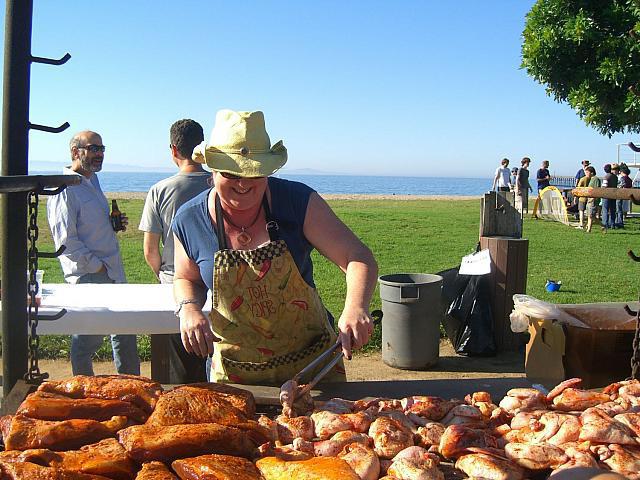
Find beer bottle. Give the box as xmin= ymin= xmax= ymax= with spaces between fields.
xmin=110 ymin=199 xmax=124 ymax=231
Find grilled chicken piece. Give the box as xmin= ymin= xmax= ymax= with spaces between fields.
xmin=118 ymin=421 xmax=267 ymax=462
xmin=322 ymin=398 xmax=355 ymax=414
xmin=593 ymin=444 xmax=640 ymax=479
xmin=504 ymin=442 xmax=568 ymax=470
xmin=338 ymin=443 xmax=380 ymax=480
xmin=498 ymin=388 xmax=548 ymax=414
xmin=552 ymin=388 xmax=611 ymax=412
xmin=2 ymin=438 xmax=136 ymax=480
xmin=614 ymin=412 xmax=640 ymax=436
xmin=388 ymin=446 xmax=444 ymax=480
xmin=510 ymin=410 xmax=546 ymax=430
xmin=415 ymin=423 xmax=445 ymax=448
xmin=438 ymin=424 xmax=499 ymax=459
xmin=529 ymin=412 xmax=581 ymax=445
xmin=551 ymin=443 xmax=599 ymax=474
xmin=17 ymin=391 xmax=147 ymax=423
xmin=256 ymin=456 xmax=360 ymax=480
xmin=179 ymin=383 xmax=255 ymax=415
xmin=258 ymin=443 xmax=314 ymax=461
xmin=293 ymin=430 xmax=371 ymax=457
xmin=311 ymin=410 xmax=373 ymax=440
xmin=368 ymin=416 xmax=414 ymax=459
xmin=401 ymin=396 xmax=457 ymax=421
xmin=279 ymin=380 xmax=314 ymax=418
xmin=440 ymin=404 xmax=484 ymax=427
xmin=1 ymin=414 xmax=127 ymax=451
xmin=39 ymin=375 xmax=161 ymax=414
xmin=274 ymin=414 xmax=315 ymax=443
xmin=146 ymin=385 xmax=251 ymax=427
xmin=0 ymin=461 xmax=111 ymax=480
xmin=172 ymin=454 xmax=264 ymax=480
xmin=455 ymin=450 xmax=525 ymax=480
xmin=135 ymin=462 xmax=177 ymax=480
xmin=579 ymin=407 xmax=639 ymax=445
xmin=546 ymin=378 xmax=584 ymax=400
xmin=603 ymin=379 xmax=640 ymax=398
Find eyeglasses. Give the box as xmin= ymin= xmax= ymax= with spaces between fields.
xmin=77 ymin=144 xmax=106 ymax=153
xmin=219 ymin=172 xmax=265 ymax=180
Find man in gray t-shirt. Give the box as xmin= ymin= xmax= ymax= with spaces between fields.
xmin=139 ymin=119 xmax=210 ymax=382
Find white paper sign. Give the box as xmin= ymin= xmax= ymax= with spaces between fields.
xmin=459 ymin=249 xmax=492 ymax=276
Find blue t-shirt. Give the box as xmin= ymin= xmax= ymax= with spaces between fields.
xmin=172 ymin=177 xmax=316 ymax=292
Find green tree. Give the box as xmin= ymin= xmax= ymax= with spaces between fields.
xmin=521 ymin=0 xmax=640 ymax=136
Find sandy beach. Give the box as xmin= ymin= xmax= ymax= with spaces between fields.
xmin=107 ymin=192 xmax=480 ymax=202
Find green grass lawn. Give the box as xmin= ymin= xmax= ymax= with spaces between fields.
xmin=7 ymin=197 xmax=640 ymax=360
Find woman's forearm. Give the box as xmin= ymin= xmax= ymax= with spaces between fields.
xmin=343 ymin=247 xmax=378 ymax=310
xmin=173 ymin=277 xmax=207 ymax=307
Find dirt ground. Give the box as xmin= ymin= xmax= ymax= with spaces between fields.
xmin=16 ymin=339 xmax=526 ymax=383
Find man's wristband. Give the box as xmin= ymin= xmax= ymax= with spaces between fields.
xmin=174 ymin=299 xmax=200 ymax=317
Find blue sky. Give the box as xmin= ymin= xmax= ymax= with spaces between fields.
xmin=1 ymin=1 xmax=636 ymax=177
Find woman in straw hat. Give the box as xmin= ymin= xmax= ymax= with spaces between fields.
xmin=171 ymin=109 xmax=378 ymax=385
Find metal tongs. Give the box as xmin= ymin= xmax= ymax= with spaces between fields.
xmin=280 ymin=341 xmax=344 ymax=416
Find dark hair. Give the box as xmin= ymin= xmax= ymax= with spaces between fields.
xmin=604 ymin=164 xmax=612 ymax=173
xmin=585 ymin=166 xmax=596 ymax=175
xmin=521 ymin=157 xmax=530 ymax=166
xmin=170 ymin=119 xmax=204 ymax=159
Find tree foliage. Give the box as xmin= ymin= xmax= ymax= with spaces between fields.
xmin=521 ymin=0 xmax=640 ymax=136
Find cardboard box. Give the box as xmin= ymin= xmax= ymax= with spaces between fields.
xmin=525 ymin=302 xmax=637 ymax=389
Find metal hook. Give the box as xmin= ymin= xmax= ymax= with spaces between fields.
xmin=630 ymin=194 xmax=640 ymax=205
xmin=30 ymin=53 xmax=71 ymax=66
xmin=625 ymin=305 xmax=637 ymax=317
xmin=629 ymin=142 xmax=640 ymax=153
xmin=29 ymin=122 xmax=70 ymax=134
xmin=36 ymin=309 xmax=67 ymax=321
xmin=38 ymin=245 xmax=66 ymax=259
xmin=39 ymin=185 xmax=69 ymax=196
xmin=629 ymin=250 xmax=640 ymax=262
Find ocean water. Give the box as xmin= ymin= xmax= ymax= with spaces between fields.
xmin=34 ymin=171 xmax=493 ymax=196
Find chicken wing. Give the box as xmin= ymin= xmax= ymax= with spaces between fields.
xmin=368 ymin=416 xmax=414 ymax=459
xmin=311 ymin=410 xmax=373 ymax=440
xmin=338 ymin=443 xmax=380 ymax=480
xmin=455 ymin=451 xmax=525 ymax=480
xmin=438 ymin=424 xmax=499 ymax=459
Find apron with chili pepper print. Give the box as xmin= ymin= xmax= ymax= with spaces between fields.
xmin=209 ymin=195 xmax=346 ymax=385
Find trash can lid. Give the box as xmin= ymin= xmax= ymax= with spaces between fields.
xmin=378 ymin=273 xmax=443 ymax=287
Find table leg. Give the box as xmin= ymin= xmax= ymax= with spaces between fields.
xmin=150 ymin=334 xmax=171 ymax=384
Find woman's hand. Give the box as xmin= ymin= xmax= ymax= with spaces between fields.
xmin=180 ymin=303 xmax=219 ymax=358
xmin=337 ymin=305 xmax=374 ymax=360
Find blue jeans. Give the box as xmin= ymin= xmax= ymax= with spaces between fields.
xmin=70 ymin=271 xmax=140 ymax=376
xmin=601 ymin=198 xmax=615 ymax=229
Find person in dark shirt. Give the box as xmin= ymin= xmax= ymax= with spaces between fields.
xmin=615 ymin=163 xmax=632 ymax=229
xmin=536 ymin=160 xmax=550 ymax=192
xmin=601 ymin=163 xmax=618 ymax=231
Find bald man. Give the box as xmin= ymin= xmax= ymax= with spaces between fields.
xmin=47 ymin=131 xmax=140 ymax=376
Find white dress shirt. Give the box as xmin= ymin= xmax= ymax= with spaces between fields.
xmin=47 ymin=167 xmax=126 ymax=284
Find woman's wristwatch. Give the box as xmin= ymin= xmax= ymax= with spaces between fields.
xmin=174 ymin=299 xmax=200 ymax=317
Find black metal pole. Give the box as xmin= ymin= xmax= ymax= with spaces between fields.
xmin=1 ymin=0 xmax=33 ymax=397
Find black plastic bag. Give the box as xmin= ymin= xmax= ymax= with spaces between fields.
xmin=438 ymin=267 xmax=496 ymax=356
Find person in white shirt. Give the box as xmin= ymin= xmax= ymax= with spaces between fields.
xmin=47 ymin=131 xmax=140 ymax=376
xmin=492 ymin=158 xmax=512 ymax=191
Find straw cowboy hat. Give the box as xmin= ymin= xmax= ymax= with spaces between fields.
xmin=192 ymin=109 xmax=287 ymax=177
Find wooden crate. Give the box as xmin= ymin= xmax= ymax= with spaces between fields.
xmin=479 ymin=236 xmax=529 ymax=352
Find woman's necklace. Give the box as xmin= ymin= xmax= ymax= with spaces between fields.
xmin=221 ymin=206 xmax=263 ymax=246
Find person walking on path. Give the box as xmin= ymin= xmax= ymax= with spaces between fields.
xmin=601 ymin=163 xmax=618 ymax=231
xmin=515 ymin=157 xmax=533 ymax=215
xmin=47 ymin=130 xmax=140 ymax=376
xmin=138 ymin=119 xmax=211 ymax=383
xmin=536 ymin=160 xmax=551 ymax=193
xmin=492 ymin=158 xmax=511 ymax=192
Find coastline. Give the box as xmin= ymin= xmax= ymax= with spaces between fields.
xmin=106 ymin=192 xmax=480 ymax=201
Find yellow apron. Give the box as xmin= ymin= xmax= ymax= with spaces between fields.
xmin=209 ymin=195 xmax=346 ymax=385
